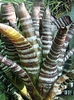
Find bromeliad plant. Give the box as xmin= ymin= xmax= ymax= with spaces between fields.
xmin=0 ymin=1 xmax=74 ymax=100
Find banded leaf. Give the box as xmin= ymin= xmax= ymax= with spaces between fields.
xmin=0 ymin=71 xmax=22 ymax=100
xmin=41 ymin=6 xmax=57 ymax=60
xmin=52 ymin=15 xmax=72 ymax=29
xmin=15 ymin=2 xmax=41 ymax=63
xmin=39 ymin=0 xmax=45 ymax=20
xmin=38 ymin=27 xmax=67 ymax=96
xmin=57 ymin=22 xmax=74 ymax=76
xmin=0 ymin=55 xmax=43 ymax=100
xmin=0 ymin=23 xmax=40 ymax=85
xmin=64 ymin=47 xmax=74 ymax=62
xmin=31 ymin=0 xmax=41 ymax=47
xmin=1 ymin=2 xmax=19 ymax=63
xmin=44 ymin=72 xmax=74 ymax=100
xmin=0 ymin=63 xmax=31 ymax=100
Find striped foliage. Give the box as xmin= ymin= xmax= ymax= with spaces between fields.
xmin=31 ymin=0 xmax=44 ymax=46
xmin=0 ymin=1 xmax=74 ymax=100
xmin=44 ymin=71 xmax=74 ymax=100
xmin=64 ymin=47 xmax=74 ymax=62
xmin=38 ymin=0 xmax=45 ymax=20
xmin=1 ymin=2 xmax=19 ymax=63
xmin=0 ymin=55 xmax=42 ymax=100
xmin=0 ymin=62 xmax=13 ymax=79
xmin=0 ymin=70 xmax=22 ymax=100
xmin=38 ymin=27 xmax=67 ymax=96
xmin=41 ymin=6 xmax=57 ymax=60
xmin=0 ymin=23 xmax=40 ymax=85
xmin=57 ymin=22 xmax=74 ymax=76
xmin=15 ymin=2 xmax=41 ymax=63
xmin=52 ymin=16 xmax=72 ymax=29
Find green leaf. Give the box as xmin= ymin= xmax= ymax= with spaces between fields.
xmin=0 ymin=93 xmax=7 ymax=100
xmin=1 ymin=0 xmax=26 ymax=3
xmin=0 ymin=81 xmax=9 ymax=100
xmin=0 ymin=81 xmax=5 ymax=91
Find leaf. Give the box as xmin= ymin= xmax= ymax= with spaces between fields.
xmin=0 ymin=81 xmax=9 ymax=100
xmin=0 ymin=81 xmax=6 ymax=91
xmin=1 ymin=0 xmax=26 ymax=3
xmin=0 ymin=93 xmax=8 ymax=100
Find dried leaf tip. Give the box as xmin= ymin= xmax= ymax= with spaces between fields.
xmin=31 ymin=5 xmax=40 ymax=18
xmin=58 ymin=27 xmax=67 ymax=35
xmin=62 ymin=15 xmax=72 ymax=24
xmin=1 ymin=2 xmax=12 ymax=8
xmin=46 ymin=6 xmax=51 ymax=15
xmin=43 ymin=6 xmax=51 ymax=18
xmin=18 ymin=2 xmax=26 ymax=8
xmin=15 ymin=2 xmax=30 ymax=18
